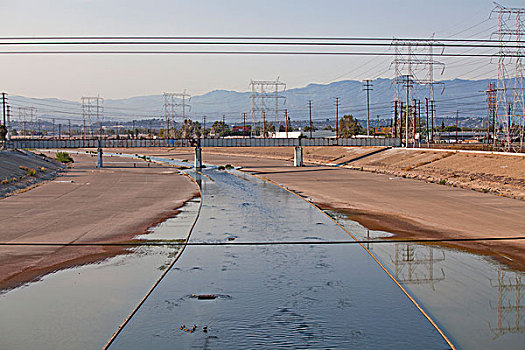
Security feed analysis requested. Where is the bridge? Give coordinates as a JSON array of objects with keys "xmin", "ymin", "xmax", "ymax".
[
  {"xmin": 8, "ymin": 137, "xmax": 400, "ymax": 149},
  {"xmin": 6, "ymin": 137, "xmax": 401, "ymax": 168}
]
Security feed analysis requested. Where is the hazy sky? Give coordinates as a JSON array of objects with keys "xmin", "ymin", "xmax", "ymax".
[{"xmin": 0, "ymin": 0, "xmax": 522, "ymax": 100}]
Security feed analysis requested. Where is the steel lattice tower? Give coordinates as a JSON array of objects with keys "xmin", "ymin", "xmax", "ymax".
[
  {"xmin": 250, "ymin": 78, "xmax": 286, "ymax": 137},
  {"xmin": 492, "ymin": 2, "xmax": 525, "ymax": 151}
]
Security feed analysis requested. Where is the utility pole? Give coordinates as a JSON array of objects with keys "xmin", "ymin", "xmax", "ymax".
[
  {"xmin": 394, "ymin": 100, "xmax": 398, "ymax": 138},
  {"xmin": 456, "ymin": 111, "xmax": 459, "ymax": 143},
  {"xmin": 132, "ymin": 120, "xmax": 135, "ymax": 139},
  {"xmin": 1, "ymin": 93, "xmax": 6, "ymax": 127},
  {"xmin": 363, "ymin": 80, "xmax": 373, "ymax": 137},
  {"xmin": 285, "ymin": 109, "xmax": 289, "ymax": 138},
  {"xmin": 52, "ymin": 118, "xmax": 55, "ymax": 140},
  {"xmin": 404, "ymin": 75, "xmax": 412, "ymax": 147},
  {"xmin": 262, "ymin": 111, "xmax": 266, "ymax": 138},
  {"xmin": 425, "ymin": 98, "xmax": 429, "ymax": 146},
  {"xmin": 242, "ymin": 112, "xmax": 247, "ymax": 138},
  {"xmin": 202, "ymin": 116, "xmax": 206, "ymax": 139},
  {"xmin": 5, "ymin": 105, "xmax": 10, "ymax": 141},
  {"xmin": 418, "ymin": 100, "xmax": 421, "ymax": 148},
  {"xmin": 308, "ymin": 100, "xmax": 313, "ymax": 138},
  {"xmin": 68, "ymin": 119, "xmax": 71, "ymax": 139},
  {"xmin": 222, "ymin": 115, "xmax": 226, "ymax": 137},
  {"xmin": 335, "ymin": 97, "xmax": 340, "ymax": 139},
  {"xmin": 400, "ymin": 102, "xmax": 404, "ymax": 142},
  {"xmin": 58, "ymin": 124, "xmax": 62, "ymax": 140}
]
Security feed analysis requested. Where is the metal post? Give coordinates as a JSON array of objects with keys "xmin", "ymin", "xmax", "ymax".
[{"xmin": 194, "ymin": 146, "xmax": 202, "ymax": 169}]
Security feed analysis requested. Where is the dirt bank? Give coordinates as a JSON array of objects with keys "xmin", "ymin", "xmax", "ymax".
[
  {"xmin": 0, "ymin": 151, "xmax": 199, "ymax": 291},
  {"xmin": 117, "ymin": 147, "xmax": 525, "ymax": 270}
]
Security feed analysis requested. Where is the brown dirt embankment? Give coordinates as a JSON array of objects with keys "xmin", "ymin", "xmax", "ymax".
[
  {"xmin": 119, "ymin": 146, "xmax": 525, "ymax": 270},
  {"xmin": 0, "ymin": 151, "xmax": 199, "ymax": 291}
]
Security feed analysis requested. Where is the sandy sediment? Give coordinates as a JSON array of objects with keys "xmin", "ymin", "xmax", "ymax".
[
  {"xmin": 118, "ymin": 146, "xmax": 525, "ymax": 270},
  {"xmin": 0, "ymin": 151, "xmax": 199, "ymax": 291}
]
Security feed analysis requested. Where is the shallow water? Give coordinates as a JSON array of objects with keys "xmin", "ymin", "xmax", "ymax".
[
  {"xmin": 109, "ymin": 169, "xmax": 449, "ymax": 349},
  {"xmin": 331, "ymin": 214, "xmax": 525, "ymax": 350},
  {"xmin": 4, "ymin": 154, "xmax": 516, "ymax": 349},
  {"xmin": 0, "ymin": 199, "xmax": 200, "ymax": 350}
]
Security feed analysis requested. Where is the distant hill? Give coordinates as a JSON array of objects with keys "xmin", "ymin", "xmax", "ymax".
[{"xmin": 10, "ymin": 78, "xmax": 509, "ymax": 126}]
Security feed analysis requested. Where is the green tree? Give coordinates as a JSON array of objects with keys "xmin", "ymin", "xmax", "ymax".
[
  {"xmin": 339, "ymin": 115, "xmax": 363, "ymax": 137},
  {"xmin": 211, "ymin": 120, "xmax": 229, "ymax": 136},
  {"xmin": 303, "ymin": 125, "xmax": 317, "ymax": 132},
  {"xmin": 181, "ymin": 119, "xmax": 202, "ymax": 139}
]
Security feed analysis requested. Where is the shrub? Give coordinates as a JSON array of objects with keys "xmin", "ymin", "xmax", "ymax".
[
  {"xmin": 439, "ymin": 178, "xmax": 447, "ymax": 185},
  {"xmin": 40, "ymin": 167, "xmax": 46, "ymax": 172},
  {"xmin": 56, "ymin": 152, "xmax": 74, "ymax": 163},
  {"xmin": 225, "ymin": 164, "xmax": 233, "ymax": 169},
  {"xmin": 218, "ymin": 165, "xmax": 225, "ymax": 170},
  {"xmin": 27, "ymin": 168, "xmax": 36, "ymax": 176}
]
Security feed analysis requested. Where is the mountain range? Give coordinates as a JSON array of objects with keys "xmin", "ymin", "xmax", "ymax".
[{"xmin": 10, "ymin": 78, "xmax": 511, "ymax": 126}]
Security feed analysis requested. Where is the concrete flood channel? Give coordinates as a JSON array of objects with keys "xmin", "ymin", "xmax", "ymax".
[{"xmin": 0, "ymin": 153, "xmax": 523, "ymax": 349}]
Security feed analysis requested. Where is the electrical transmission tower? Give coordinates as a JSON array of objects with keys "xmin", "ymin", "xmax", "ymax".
[
  {"xmin": 81, "ymin": 96, "xmax": 103, "ymax": 139},
  {"xmin": 250, "ymin": 78, "xmax": 286, "ymax": 137},
  {"xmin": 392, "ymin": 38, "xmax": 445, "ymax": 145},
  {"xmin": 17, "ymin": 106, "xmax": 36, "ymax": 136},
  {"xmin": 492, "ymin": 3, "xmax": 525, "ymax": 152},
  {"xmin": 163, "ymin": 91, "xmax": 191, "ymax": 138}
]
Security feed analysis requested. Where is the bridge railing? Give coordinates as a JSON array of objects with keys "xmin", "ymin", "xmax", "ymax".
[{"xmin": 8, "ymin": 137, "xmax": 401, "ymax": 149}]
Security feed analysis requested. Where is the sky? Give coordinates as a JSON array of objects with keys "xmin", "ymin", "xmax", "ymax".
[{"xmin": 0, "ymin": 0, "xmax": 523, "ymax": 100}]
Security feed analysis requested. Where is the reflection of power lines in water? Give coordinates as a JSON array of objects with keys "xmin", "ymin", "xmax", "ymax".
[
  {"xmin": 489, "ymin": 270, "xmax": 525, "ymax": 339},
  {"xmin": 392, "ymin": 244, "xmax": 445, "ymax": 290}
]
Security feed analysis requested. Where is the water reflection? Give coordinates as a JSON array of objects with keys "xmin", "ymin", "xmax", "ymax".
[
  {"xmin": 490, "ymin": 270, "xmax": 525, "ymax": 339},
  {"xmin": 393, "ymin": 244, "xmax": 445, "ymax": 290},
  {"xmin": 335, "ymin": 212, "xmax": 525, "ymax": 350}
]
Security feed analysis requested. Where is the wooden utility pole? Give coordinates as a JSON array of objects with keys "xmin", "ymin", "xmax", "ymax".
[
  {"xmin": 242, "ymin": 112, "xmax": 247, "ymax": 138},
  {"xmin": 222, "ymin": 115, "xmax": 226, "ymax": 137},
  {"xmin": 262, "ymin": 111, "xmax": 266, "ymax": 138},
  {"xmin": 335, "ymin": 97, "xmax": 340, "ymax": 139},
  {"xmin": 308, "ymin": 100, "xmax": 313, "ymax": 138},
  {"xmin": 363, "ymin": 80, "xmax": 373, "ymax": 137},
  {"xmin": 202, "ymin": 116, "xmax": 206, "ymax": 139},
  {"xmin": 418, "ymin": 100, "xmax": 421, "ymax": 148},
  {"xmin": 456, "ymin": 111, "xmax": 459, "ymax": 143},
  {"xmin": 285, "ymin": 109, "xmax": 289, "ymax": 138},
  {"xmin": 425, "ymin": 98, "xmax": 429, "ymax": 146},
  {"xmin": 394, "ymin": 100, "xmax": 398, "ymax": 138},
  {"xmin": 1, "ymin": 93, "xmax": 6, "ymax": 126}
]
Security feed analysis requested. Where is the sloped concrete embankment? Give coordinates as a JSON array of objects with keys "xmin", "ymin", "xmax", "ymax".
[{"xmin": 0, "ymin": 150, "xmax": 64, "ymax": 198}]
